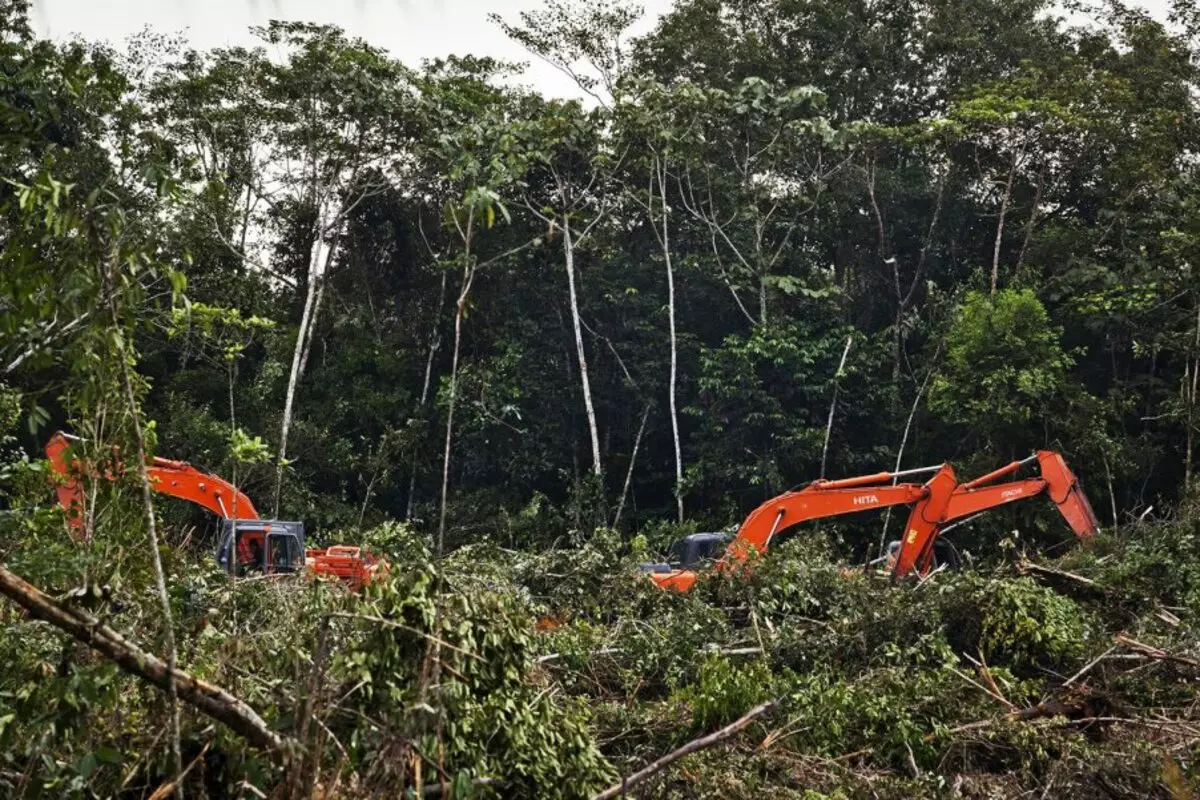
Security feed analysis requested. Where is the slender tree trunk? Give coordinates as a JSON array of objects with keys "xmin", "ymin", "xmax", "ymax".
[
  {"xmin": 1186, "ymin": 302, "xmax": 1200, "ymax": 497},
  {"xmin": 439, "ymin": 219, "xmax": 474, "ymax": 556},
  {"xmin": 108, "ymin": 267, "xmax": 182, "ymax": 794},
  {"xmin": 298, "ymin": 240, "xmax": 335, "ymax": 378},
  {"xmin": 613, "ymin": 404, "xmax": 651, "ymax": 529},
  {"xmin": 408, "ymin": 270, "xmax": 449, "ymax": 521},
  {"xmin": 991, "ymin": 152, "xmax": 1019, "ymax": 295},
  {"xmin": 228, "ymin": 359, "xmax": 243, "ymax": 522},
  {"xmin": 758, "ymin": 276, "xmax": 769, "ymax": 326},
  {"xmin": 821, "ymin": 337, "xmax": 854, "ymax": 478},
  {"xmin": 658, "ymin": 167, "xmax": 684, "ymax": 523},
  {"xmin": 238, "ymin": 180, "xmax": 253, "ymax": 258},
  {"xmin": 1014, "ymin": 163, "xmax": 1045, "ymax": 279},
  {"xmin": 275, "ymin": 222, "xmax": 333, "ymax": 517},
  {"xmin": 563, "ymin": 214, "xmax": 602, "ymax": 476},
  {"xmin": 879, "ymin": 356, "xmax": 939, "ymax": 555}
]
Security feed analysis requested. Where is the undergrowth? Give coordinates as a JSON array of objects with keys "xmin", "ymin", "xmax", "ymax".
[{"xmin": 1, "ymin": 518, "xmax": 1199, "ymax": 797}]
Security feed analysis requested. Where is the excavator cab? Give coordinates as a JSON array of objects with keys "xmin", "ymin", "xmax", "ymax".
[
  {"xmin": 216, "ymin": 520, "xmax": 306, "ymax": 577},
  {"xmin": 640, "ymin": 532, "xmax": 732, "ymax": 574}
]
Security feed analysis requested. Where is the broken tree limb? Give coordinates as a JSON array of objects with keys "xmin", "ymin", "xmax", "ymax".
[
  {"xmin": 592, "ymin": 700, "xmax": 778, "ymax": 800},
  {"xmin": 0, "ymin": 563, "xmax": 286, "ymax": 756},
  {"xmin": 927, "ymin": 698, "xmax": 1087, "ymax": 741},
  {"xmin": 1064, "ymin": 646, "xmax": 1118, "ymax": 687},
  {"xmin": 947, "ymin": 666, "xmax": 1017, "ymax": 711},
  {"xmin": 1114, "ymin": 633, "xmax": 1200, "ymax": 668},
  {"xmin": 1016, "ymin": 560, "xmax": 1097, "ymax": 588}
]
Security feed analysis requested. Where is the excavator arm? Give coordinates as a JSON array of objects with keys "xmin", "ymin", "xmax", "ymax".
[
  {"xmin": 651, "ymin": 463, "xmax": 960, "ymax": 592},
  {"xmin": 46, "ymin": 431, "xmax": 259, "ymax": 540},
  {"xmin": 894, "ymin": 450, "xmax": 1099, "ymax": 577}
]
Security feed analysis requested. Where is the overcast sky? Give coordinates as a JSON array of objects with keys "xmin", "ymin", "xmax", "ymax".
[{"xmin": 30, "ymin": 0, "xmax": 1175, "ymax": 99}]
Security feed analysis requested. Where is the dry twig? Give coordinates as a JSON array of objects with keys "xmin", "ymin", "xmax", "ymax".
[{"xmin": 592, "ymin": 700, "xmax": 779, "ymax": 800}]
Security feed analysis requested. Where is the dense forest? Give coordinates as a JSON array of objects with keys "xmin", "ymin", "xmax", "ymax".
[{"xmin": 2, "ymin": 0, "xmax": 1200, "ymax": 796}]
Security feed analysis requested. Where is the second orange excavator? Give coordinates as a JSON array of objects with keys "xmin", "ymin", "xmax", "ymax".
[
  {"xmin": 644, "ymin": 450, "xmax": 1098, "ymax": 592},
  {"xmin": 46, "ymin": 431, "xmax": 387, "ymax": 591}
]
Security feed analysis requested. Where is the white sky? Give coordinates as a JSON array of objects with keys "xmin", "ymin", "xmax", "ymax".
[{"xmin": 31, "ymin": 0, "xmax": 1174, "ymax": 99}]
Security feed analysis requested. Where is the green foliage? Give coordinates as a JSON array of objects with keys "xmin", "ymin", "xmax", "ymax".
[
  {"xmin": 338, "ymin": 568, "xmax": 615, "ymax": 796},
  {"xmin": 930, "ymin": 289, "xmax": 1073, "ymax": 444},
  {"xmin": 971, "ymin": 577, "xmax": 1089, "ymax": 666},
  {"xmin": 1, "ymin": 0, "xmax": 1200, "ymax": 795},
  {"xmin": 677, "ymin": 654, "xmax": 772, "ymax": 731}
]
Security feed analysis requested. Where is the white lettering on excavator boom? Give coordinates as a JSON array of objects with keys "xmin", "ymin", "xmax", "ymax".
[
  {"xmin": 1001, "ymin": 488, "xmax": 1024, "ymax": 500},
  {"xmin": 853, "ymin": 495, "xmax": 880, "ymax": 506}
]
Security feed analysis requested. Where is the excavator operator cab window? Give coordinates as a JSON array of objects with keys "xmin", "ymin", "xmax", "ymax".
[
  {"xmin": 217, "ymin": 520, "xmax": 306, "ymax": 577},
  {"xmin": 267, "ymin": 532, "xmax": 304, "ymax": 573},
  {"xmin": 667, "ymin": 533, "xmax": 732, "ymax": 570}
]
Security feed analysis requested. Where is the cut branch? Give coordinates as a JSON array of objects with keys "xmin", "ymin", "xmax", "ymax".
[
  {"xmin": 592, "ymin": 700, "xmax": 778, "ymax": 800},
  {"xmin": 0, "ymin": 564, "xmax": 286, "ymax": 756}
]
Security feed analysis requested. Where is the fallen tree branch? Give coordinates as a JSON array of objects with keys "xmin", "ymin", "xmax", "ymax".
[
  {"xmin": 927, "ymin": 698, "xmax": 1087, "ymax": 741},
  {"xmin": 947, "ymin": 666, "xmax": 1017, "ymax": 711},
  {"xmin": 592, "ymin": 700, "xmax": 778, "ymax": 800},
  {"xmin": 1064, "ymin": 646, "xmax": 1118, "ymax": 687},
  {"xmin": 1114, "ymin": 633, "xmax": 1200, "ymax": 668},
  {"xmin": 148, "ymin": 741, "xmax": 211, "ymax": 800},
  {"xmin": 1016, "ymin": 560, "xmax": 1097, "ymax": 588},
  {"xmin": 0, "ymin": 564, "xmax": 286, "ymax": 756}
]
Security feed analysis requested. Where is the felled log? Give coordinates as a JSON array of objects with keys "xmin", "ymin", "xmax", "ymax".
[{"xmin": 0, "ymin": 563, "xmax": 286, "ymax": 757}]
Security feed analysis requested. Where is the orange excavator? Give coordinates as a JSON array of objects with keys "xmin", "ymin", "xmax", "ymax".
[
  {"xmin": 644, "ymin": 450, "xmax": 1098, "ymax": 592},
  {"xmin": 45, "ymin": 431, "xmax": 387, "ymax": 591},
  {"xmin": 643, "ymin": 462, "xmax": 960, "ymax": 592}
]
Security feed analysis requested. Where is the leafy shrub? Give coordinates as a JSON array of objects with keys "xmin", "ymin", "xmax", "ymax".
[{"xmin": 676, "ymin": 654, "xmax": 773, "ymax": 731}]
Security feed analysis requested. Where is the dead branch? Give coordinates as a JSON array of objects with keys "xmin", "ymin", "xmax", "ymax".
[
  {"xmin": 1115, "ymin": 633, "xmax": 1200, "ymax": 668},
  {"xmin": 147, "ymin": 742, "xmax": 211, "ymax": 800},
  {"xmin": 947, "ymin": 666, "xmax": 1017, "ymax": 712},
  {"xmin": 1064, "ymin": 646, "xmax": 1118, "ymax": 687},
  {"xmin": 592, "ymin": 700, "xmax": 778, "ymax": 800},
  {"xmin": 928, "ymin": 698, "xmax": 1088, "ymax": 741},
  {"xmin": 1016, "ymin": 560, "xmax": 1097, "ymax": 588},
  {"xmin": 0, "ymin": 564, "xmax": 286, "ymax": 757}
]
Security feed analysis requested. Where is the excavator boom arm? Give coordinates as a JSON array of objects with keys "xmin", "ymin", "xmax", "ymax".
[
  {"xmin": 943, "ymin": 478, "xmax": 1048, "ymax": 521},
  {"xmin": 726, "ymin": 482, "xmax": 931, "ymax": 562},
  {"xmin": 46, "ymin": 431, "xmax": 259, "ymax": 540},
  {"xmin": 944, "ymin": 451, "xmax": 1097, "ymax": 539}
]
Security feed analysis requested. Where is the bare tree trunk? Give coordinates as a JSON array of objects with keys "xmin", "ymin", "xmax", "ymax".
[
  {"xmin": 820, "ymin": 337, "xmax": 854, "ymax": 478},
  {"xmin": 275, "ymin": 227, "xmax": 332, "ymax": 517},
  {"xmin": 613, "ymin": 404, "xmax": 651, "ymax": 529},
  {"xmin": 879, "ymin": 358, "xmax": 939, "ymax": 555},
  {"xmin": 758, "ymin": 276, "xmax": 768, "ymax": 326},
  {"xmin": 1102, "ymin": 450, "xmax": 1118, "ymax": 532},
  {"xmin": 1186, "ymin": 302, "xmax": 1200, "ymax": 497},
  {"xmin": 991, "ymin": 152, "xmax": 1019, "ymax": 295},
  {"xmin": 439, "ymin": 217, "xmax": 475, "ymax": 557},
  {"xmin": 298, "ymin": 240, "xmax": 335, "ymax": 378},
  {"xmin": 1014, "ymin": 163, "xmax": 1045, "ymax": 278},
  {"xmin": 563, "ymin": 214, "xmax": 602, "ymax": 477},
  {"xmin": 658, "ymin": 167, "xmax": 684, "ymax": 523},
  {"xmin": 408, "ymin": 270, "xmax": 449, "ymax": 521},
  {"xmin": 1185, "ymin": 364, "xmax": 1193, "ymax": 495},
  {"xmin": 108, "ymin": 277, "xmax": 183, "ymax": 793}
]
